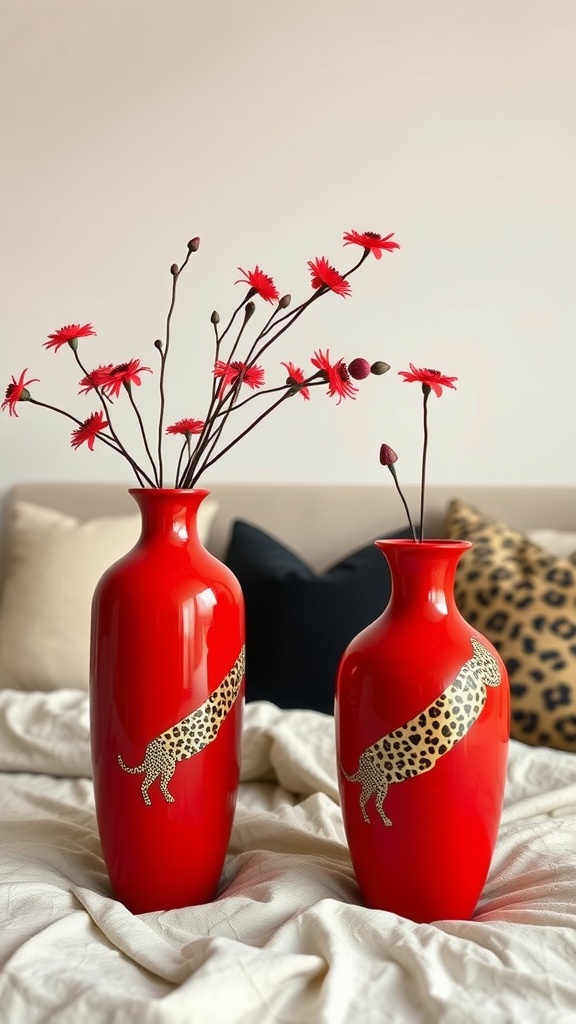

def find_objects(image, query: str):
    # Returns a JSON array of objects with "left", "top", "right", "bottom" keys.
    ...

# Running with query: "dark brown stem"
[
  {"left": 125, "top": 384, "right": 160, "bottom": 485},
  {"left": 258, "top": 250, "right": 369, "bottom": 339},
  {"left": 183, "top": 379, "right": 242, "bottom": 484},
  {"left": 177, "top": 299, "right": 251, "bottom": 483},
  {"left": 224, "top": 305, "right": 254, "bottom": 370},
  {"left": 185, "top": 317, "right": 223, "bottom": 474},
  {"left": 245, "top": 253, "right": 370, "bottom": 371},
  {"left": 249, "top": 289, "right": 324, "bottom": 363},
  {"left": 193, "top": 304, "right": 260, "bottom": 466},
  {"left": 156, "top": 248, "right": 193, "bottom": 486},
  {"left": 212, "top": 374, "right": 325, "bottom": 415},
  {"left": 72, "top": 349, "right": 140, "bottom": 470},
  {"left": 419, "top": 389, "right": 430, "bottom": 542},
  {"left": 216, "top": 297, "right": 251, "bottom": 348},
  {"left": 185, "top": 376, "right": 323, "bottom": 484},
  {"left": 188, "top": 306, "right": 259, "bottom": 473},
  {"left": 182, "top": 372, "right": 322, "bottom": 487},
  {"left": 185, "top": 380, "right": 238, "bottom": 475},
  {"left": 185, "top": 386, "right": 296, "bottom": 488},
  {"left": 28, "top": 398, "right": 153, "bottom": 486},
  {"left": 388, "top": 464, "right": 417, "bottom": 542},
  {"left": 175, "top": 437, "right": 191, "bottom": 488},
  {"left": 243, "top": 302, "right": 282, "bottom": 365},
  {"left": 171, "top": 246, "right": 373, "bottom": 489}
]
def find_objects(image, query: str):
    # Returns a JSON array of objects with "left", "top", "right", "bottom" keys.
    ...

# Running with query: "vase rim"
[
  {"left": 128, "top": 487, "right": 210, "bottom": 497},
  {"left": 375, "top": 538, "right": 472, "bottom": 550}
]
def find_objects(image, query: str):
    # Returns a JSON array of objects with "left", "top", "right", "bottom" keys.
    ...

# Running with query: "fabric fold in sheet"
[{"left": 2, "top": 691, "right": 576, "bottom": 1022}]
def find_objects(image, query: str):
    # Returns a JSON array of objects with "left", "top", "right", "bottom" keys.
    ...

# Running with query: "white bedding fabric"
[{"left": 2, "top": 693, "right": 576, "bottom": 1023}]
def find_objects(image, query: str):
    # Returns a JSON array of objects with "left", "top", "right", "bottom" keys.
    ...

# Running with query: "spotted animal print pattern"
[
  {"left": 446, "top": 498, "right": 576, "bottom": 752},
  {"left": 118, "top": 646, "right": 245, "bottom": 805},
  {"left": 341, "top": 638, "right": 501, "bottom": 826}
]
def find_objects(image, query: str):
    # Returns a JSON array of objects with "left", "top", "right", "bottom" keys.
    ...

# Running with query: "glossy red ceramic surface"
[
  {"left": 335, "top": 539, "right": 509, "bottom": 923},
  {"left": 90, "top": 488, "right": 244, "bottom": 914}
]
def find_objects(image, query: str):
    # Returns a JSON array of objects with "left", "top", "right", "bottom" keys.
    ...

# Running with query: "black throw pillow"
[{"left": 224, "top": 520, "right": 415, "bottom": 714}]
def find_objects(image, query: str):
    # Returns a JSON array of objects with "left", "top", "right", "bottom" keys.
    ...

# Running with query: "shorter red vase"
[
  {"left": 90, "top": 488, "right": 244, "bottom": 914},
  {"left": 335, "top": 539, "right": 509, "bottom": 923}
]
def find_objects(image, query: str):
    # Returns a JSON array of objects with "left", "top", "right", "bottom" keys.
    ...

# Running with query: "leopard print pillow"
[{"left": 445, "top": 499, "right": 576, "bottom": 752}]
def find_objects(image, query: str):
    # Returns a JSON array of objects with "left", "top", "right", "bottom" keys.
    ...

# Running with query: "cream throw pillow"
[{"left": 0, "top": 498, "right": 218, "bottom": 692}]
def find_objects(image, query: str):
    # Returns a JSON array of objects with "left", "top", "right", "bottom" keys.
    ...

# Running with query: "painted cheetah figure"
[
  {"left": 341, "top": 638, "right": 501, "bottom": 827},
  {"left": 118, "top": 646, "right": 245, "bottom": 806}
]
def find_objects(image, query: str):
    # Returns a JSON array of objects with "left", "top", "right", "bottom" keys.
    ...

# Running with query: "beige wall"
[{"left": 1, "top": 1, "right": 575, "bottom": 490}]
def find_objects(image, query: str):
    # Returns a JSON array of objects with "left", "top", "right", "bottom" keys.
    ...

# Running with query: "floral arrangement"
[
  {"left": 2, "top": 230, "right": 399, "bottom": 489},
  {"left": 379, "top": 365, "right": 458, "bottom": 541}
]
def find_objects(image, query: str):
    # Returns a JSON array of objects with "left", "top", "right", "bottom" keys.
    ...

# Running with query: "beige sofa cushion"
[{"left": 0, "top": 499, "right": 218, "bottom": 692}]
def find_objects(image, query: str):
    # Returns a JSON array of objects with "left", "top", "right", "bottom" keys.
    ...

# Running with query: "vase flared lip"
[
  {"left": 375, "top": 538, "right": 472, "bottom": 551},
  {"left": 128, "top": 487, "right": 210, "bottom": 497}
]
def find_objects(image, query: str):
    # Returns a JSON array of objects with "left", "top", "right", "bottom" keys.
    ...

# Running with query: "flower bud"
[
  {"left": 379, "top": 443, "right": 398, "bottom": 466},
  {"left": 244, "top": 300, "right": 256, "bottom": 320},
  {"left": 371, "top": 361, "right": 391, "bottom": 376},
  {"left": 187, "top": 237, "right": 200, "bottom": 252},
  {"left": 278, "top": 294, "right": 291, "bottom": 309},
  {"left": 210, "top": 310, "right": 220, "bottom": 325},
  {"left": 347, "top": 357, "right": 371, "bottom": 380},
  {"left": 154, "top": 339, "right": 163, "bottom": 351},
  {"left": 170, "top": 263, "right": 179, "bottom": 277}
]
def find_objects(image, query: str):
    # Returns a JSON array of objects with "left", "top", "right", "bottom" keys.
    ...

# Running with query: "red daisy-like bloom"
[
  {"left": 44, "top": 323, "right": 96, "bottom": 352},
  {"left": 1, "top": 369, "right": 40, "bottom": 417},
  {"left": 213, "top": 360, "right": 265, "bottom": 391},
  {"left": 307, "top": 257, "right": 351, "bottom": 298},
  {"left": 166, "top": 418, "right": 205, "bottom": 436},
  {"left": 235, "top": 266, "right": 279, "bottom": 304},
  {"left": 311, "top": 349, "right": 358, "bottom": 403},
  {"left": 70, "top": 410, "right": 109, "bottom": 451},
  {"left": 398, "top": 363, "right": 458, "bottom": 398},
  {"left": 281, "top": 361, "right": 310, "bottom": 401},
  {"left": 342, "top": 230, "right": 400, "bottom": 260},
  {"left": 100, "top": 359, "right": 152, "bottom": 398},
  {"left": 78, "top": 363, "right": 114, "bottom": 395}
]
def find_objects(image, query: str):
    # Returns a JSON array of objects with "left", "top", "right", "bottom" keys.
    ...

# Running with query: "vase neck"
[
  {"left": 375, "top": 539, "right": 471, "bottom": 617},
  {"left": 129, "top": 488, "right": 210, "bottom": 547}
]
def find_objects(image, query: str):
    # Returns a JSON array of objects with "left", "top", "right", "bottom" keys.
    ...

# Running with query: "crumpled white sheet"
[{"left": 1, "top": 689, "right": 576, "bottom": 1023}]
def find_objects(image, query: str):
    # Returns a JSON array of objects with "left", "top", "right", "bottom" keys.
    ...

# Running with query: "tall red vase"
[
  {"left": 90, "top": 488, "right": 244, "bottom": 914},
  {"left": 335, "top": 538, "right": 510, "bottom": 923}
]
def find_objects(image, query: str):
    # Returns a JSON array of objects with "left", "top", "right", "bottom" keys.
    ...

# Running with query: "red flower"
[
  {"left": 343, "top": 230, "right": 400, "bottom": 260},
  {"left": 100, "top": 359, "right": 152, "bottom": 398},
  {"left": 1, "top": 369, "right": 40, "bottom": 416},
  {"left": 213, "top": 360, "right": 265, "bottom": 391},
  {"left": 70, "top": 410, "right": 108, "bottom": 451},
  {"left": 398, "top": 364, "right": 458, "bottom": 398},
  {"left": 311, "top": 349, "right": 358, "bottom": 403},
  {"left": 307, "top": 257, "right": 351, "bottom": 298},
  {"left": 78, "top": 364, "right": 114, "bottom": 395},
  {"left": 44, "top": 323, "right": 96, "bottom": 352},
  {"left": 235, "top": 266, "right": 279, "bottom": 303},
  {"left": 166, "top": 418, "right": 205, "bottom": 436},
  {"left": 281, "top": 361, "right": 310, "bottom": 401}
]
